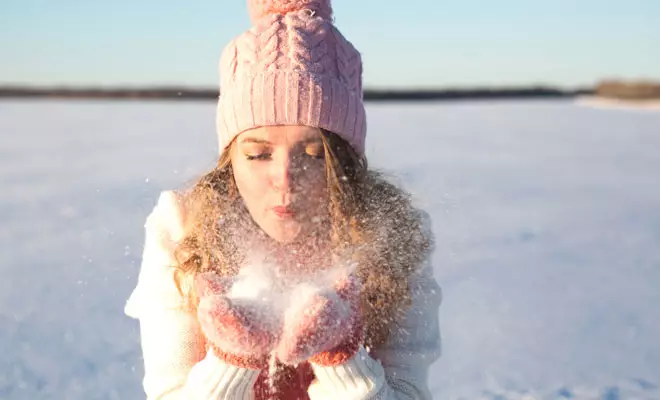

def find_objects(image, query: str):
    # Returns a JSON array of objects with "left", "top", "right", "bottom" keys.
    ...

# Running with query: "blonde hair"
[{"left": 173, "top": 130, "right": 432, "bottom": 347}]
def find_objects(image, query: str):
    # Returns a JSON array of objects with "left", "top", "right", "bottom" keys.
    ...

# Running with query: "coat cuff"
[
  {"left": 308, "top": 346, "right": 386, "bottom": 398},
  {"left": 185, "top": 349, "right": 261, "bottom": 399}
]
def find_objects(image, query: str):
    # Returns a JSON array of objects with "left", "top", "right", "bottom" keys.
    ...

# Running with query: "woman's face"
[{"left": 230, "top": 125, "right": 328, "bottom": 244}]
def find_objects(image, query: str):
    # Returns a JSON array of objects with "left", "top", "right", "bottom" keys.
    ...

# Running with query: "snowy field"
[{"left": 1, "top": 99, "right": 659, "bottom": 399}]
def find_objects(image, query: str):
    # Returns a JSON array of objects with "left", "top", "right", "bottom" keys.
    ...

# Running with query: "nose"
[{"left": 270, "top": 155, "right": 296, "bottom": 193}]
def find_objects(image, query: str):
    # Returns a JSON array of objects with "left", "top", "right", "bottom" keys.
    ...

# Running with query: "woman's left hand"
[{"left": 275, "top": 274, "right": 363, "bottom": 366}]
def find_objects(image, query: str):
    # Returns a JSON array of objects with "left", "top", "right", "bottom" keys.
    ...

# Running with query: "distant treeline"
[
  {"left": 595, "top": 80, "right": 660, "bottom": 100},
  {"left": 0, "top": 85, "right": 594, "bottom": 102},
  {"left": 2, "top": 80, "right": 659, "bottom": 102},
  {"left": 0, "top": 87, "right": 215, "bottom": 101}
]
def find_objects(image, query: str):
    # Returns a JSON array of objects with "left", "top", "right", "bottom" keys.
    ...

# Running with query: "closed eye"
[
  {"left": 305, "top": 143, "right": 325, "bottom": 159},
  {"left": 246, "top": 153, "right": 272, "bottom": 161}
]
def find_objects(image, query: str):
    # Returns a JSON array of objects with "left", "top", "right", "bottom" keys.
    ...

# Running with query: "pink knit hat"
[{"left": 216, "top": 0, "right": 366, "bottom": 155}]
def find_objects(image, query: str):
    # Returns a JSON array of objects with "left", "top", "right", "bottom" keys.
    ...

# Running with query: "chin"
[{"left": 265, "top": 222, "right": 303, "bottom": 244}]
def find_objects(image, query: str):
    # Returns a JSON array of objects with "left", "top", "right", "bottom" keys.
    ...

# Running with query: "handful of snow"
[{"left": 225, "top": 258, "right": 355, "bottom": 332}]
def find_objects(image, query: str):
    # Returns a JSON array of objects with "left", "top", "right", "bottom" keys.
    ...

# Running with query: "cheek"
[
  {"left": 299, "top": 162, "right": 328, "bottom": 200},
  {"left": 232, "top": 158, "right": 267, "bottom": 206}
]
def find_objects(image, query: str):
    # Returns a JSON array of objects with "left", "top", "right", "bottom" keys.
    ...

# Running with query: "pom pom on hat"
[{"left": 248, "top": 0, "right": 333, "bottom": 23}]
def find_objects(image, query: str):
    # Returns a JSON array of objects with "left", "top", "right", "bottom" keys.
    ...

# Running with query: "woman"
[{"left": 124, "top": 0, "right": 442, "bottom": 398}]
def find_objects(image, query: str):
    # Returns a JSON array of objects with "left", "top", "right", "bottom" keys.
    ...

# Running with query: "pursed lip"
[{"left": 272, "top": 205, "right": 296, "bottom": 218}]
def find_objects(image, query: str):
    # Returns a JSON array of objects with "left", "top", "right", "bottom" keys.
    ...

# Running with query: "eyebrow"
[
  {"left": 239, "top": 137, "right": 323, "bottom": 145},
  {"left": 240, "top": 138, "right": 271, "bottom": 144}
]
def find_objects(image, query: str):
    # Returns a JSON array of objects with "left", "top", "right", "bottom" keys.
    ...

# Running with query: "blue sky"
[{"left": 1, "top": 0, "right": 659, "bottom": 88}]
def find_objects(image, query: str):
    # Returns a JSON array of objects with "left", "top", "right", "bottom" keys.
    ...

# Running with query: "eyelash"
[
  {"left": 246, "top": 154, "right": 271, "bottom": 161},
  {"left": 246, "top": 152, "right": 324, "bottom": 161}
]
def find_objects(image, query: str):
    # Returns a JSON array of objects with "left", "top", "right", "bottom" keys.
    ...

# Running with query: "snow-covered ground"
[{"left": 1, "top": 99, "right": 659, "bottom": 399}]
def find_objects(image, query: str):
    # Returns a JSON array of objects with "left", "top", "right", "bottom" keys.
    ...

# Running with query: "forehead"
[{"left": 238, "top": 125, "right": 322, "bottom": 145}]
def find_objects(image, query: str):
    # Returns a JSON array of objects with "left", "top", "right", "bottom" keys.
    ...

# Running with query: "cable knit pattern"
[
  {"left": 125, "top": 190, "right": 442, "bottom": 399},
  {"left": 215, "top": 0, "right": 366, "bottom": 155},
  {"left": 286, "top": 13, "right": 327, "bottom": 74}
]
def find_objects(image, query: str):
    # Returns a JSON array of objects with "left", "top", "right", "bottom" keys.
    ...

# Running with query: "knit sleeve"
[
  {"left": 125, "top": 191, "right": 261, "bottom": 400},
  {"left": 307, "top": 210, "right": 442, "bottom": 400}
]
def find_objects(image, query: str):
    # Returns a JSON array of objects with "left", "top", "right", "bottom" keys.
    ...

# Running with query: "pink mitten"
[
  {"left": 276, "top": 274, "right": 362, "bottom": 366},
  {"left": 196, "top": 272, "right": 280, "bottom": 369}
]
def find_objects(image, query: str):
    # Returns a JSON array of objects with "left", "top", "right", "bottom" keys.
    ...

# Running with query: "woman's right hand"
[{"left": 196, "top": 272, "right": 280, "bottom": 368}]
